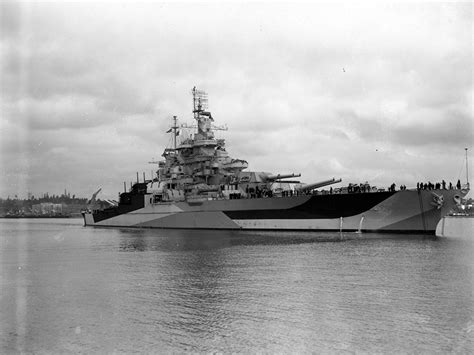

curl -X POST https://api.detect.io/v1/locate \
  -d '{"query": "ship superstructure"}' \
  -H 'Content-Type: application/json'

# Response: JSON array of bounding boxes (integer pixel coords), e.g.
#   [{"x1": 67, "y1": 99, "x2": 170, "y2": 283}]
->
[
  {"x1": 156, "y1": 87, "x2": 248, "y2": 200},
  {"x1": 147, "y1": 87, "x2": 307, "y2": 203},
  {"x1": 82, "y1": 88, "x2": 469, "y2": 233}
]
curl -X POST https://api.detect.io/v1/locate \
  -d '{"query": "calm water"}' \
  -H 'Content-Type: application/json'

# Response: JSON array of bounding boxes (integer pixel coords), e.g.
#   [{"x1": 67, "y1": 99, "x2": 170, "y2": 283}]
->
[{"x1": 0, "y1": 219, "x2": 472, "y2": 353}]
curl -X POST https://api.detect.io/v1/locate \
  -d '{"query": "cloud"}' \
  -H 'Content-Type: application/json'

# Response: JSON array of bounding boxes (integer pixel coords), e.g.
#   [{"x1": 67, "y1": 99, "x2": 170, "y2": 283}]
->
[
  {"x1": 0, "y1": 2, "x2": 22, "y2": 40},
  {"x1": 393, "y1": 109, "x2": 473, "y2": 147},
  {"x1": 0, "y1": 1, "x2": 472, "y2": 198}
]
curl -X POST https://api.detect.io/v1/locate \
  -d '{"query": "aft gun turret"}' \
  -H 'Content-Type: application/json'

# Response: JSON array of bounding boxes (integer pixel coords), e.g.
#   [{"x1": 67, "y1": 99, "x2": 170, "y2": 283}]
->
[{"x1": 295, "y1": 178, "x2": 342, "y2": 191}]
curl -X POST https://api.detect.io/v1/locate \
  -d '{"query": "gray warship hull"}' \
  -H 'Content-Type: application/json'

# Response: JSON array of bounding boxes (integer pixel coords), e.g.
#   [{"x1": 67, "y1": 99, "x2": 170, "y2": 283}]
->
[
  {"x1": 83, "y1": 87, "x2": 469, "y2": 234},
  {"x1": 82, "y1": 188, "x2": 465, "y2": 233}
]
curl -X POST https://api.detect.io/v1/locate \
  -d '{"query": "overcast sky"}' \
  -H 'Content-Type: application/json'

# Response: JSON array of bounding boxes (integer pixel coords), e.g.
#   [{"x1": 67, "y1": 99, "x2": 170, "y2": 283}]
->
[{"x1": 1, "y1": 1, "x2": 472, "y2": 199}]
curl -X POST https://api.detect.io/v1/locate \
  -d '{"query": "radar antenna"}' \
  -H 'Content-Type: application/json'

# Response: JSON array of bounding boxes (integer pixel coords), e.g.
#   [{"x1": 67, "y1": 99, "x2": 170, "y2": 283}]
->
[
  {"x1": 180, "y1": 123, "x2": 228, "y2": 131},
  {"x1": 192, "y1": 86, "x2": 209, "y2": 118},
  {"x1": 191, "y1": 86, "x2": 219, "y2": 139}
]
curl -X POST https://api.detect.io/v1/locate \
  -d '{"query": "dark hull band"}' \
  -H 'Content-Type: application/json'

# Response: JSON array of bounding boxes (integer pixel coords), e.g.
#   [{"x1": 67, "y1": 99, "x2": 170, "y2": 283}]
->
[
  {"x1": 93, "y1": 194, "x2": 144, "y2": 223},
  {"x1": 223, "y1": 192, "x2": 396, "y2": 219}
]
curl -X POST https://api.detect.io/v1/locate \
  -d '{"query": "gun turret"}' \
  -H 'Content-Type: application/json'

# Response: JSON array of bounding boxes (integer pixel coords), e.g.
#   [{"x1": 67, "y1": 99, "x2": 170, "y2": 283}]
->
[
  {"x1": 264, "y1": 173, "x2": 301, "y2": 181},
  {"x1": 295, "y1": 178, "x2": 342, "y2": 191}
]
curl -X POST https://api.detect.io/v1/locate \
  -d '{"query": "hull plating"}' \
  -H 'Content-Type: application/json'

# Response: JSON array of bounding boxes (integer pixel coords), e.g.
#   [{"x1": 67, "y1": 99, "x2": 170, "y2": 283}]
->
[{"x1": 83, "y1": 189, "x2": 465, "y2": 233}]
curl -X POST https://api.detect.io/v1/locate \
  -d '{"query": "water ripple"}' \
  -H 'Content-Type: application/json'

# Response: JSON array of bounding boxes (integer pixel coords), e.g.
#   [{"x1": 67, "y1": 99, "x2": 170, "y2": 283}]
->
[{"x1": 0, "y1": 219, "x2": 472, "y2": 353}]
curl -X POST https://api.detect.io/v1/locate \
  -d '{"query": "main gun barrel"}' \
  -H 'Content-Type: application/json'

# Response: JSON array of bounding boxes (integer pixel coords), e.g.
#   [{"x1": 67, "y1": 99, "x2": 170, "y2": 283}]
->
[
  {"x1": 265, "y1": 173, "x2": 302, "y2": 181},
  {"x1": 295, "y1": 178, "x2": 342, "y2": 191}
]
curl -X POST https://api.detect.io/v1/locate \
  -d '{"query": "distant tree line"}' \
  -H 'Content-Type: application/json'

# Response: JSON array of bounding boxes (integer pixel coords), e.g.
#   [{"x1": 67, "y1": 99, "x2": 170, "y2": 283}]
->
[{"x1": 0, "y1": 194, "x2": 89, "y2": 216}]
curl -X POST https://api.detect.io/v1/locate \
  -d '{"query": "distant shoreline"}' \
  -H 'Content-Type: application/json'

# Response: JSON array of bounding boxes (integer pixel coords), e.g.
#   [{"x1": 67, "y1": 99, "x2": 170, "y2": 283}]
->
[{"x1": 0, "y1": 215, "x2": 82, "y2": 219}]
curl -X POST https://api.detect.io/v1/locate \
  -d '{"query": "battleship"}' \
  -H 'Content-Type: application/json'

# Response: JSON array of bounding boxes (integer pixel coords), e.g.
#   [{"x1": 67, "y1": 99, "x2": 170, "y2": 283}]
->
[{"x1": 83, "y1": 88, "x2": 469, "y2": 233}]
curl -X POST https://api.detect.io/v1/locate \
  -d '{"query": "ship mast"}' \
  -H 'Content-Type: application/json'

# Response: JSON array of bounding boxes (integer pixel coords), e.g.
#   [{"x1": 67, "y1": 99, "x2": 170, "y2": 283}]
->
[
  {"x1": 172, "y1": 115, "x2": 178, "y2": 152},
  {"x1": 165, "y1": 115, "x2": 179, "y2": 153},
  {"x1": 466, "y1": 147, "x2": 469, "y2": 188}
]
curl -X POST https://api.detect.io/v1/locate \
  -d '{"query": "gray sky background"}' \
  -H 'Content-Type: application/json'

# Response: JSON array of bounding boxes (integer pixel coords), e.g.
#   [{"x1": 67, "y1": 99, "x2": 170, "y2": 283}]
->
[{"x1": 1, "y1": 1, "x2": 472, "y2": 199}]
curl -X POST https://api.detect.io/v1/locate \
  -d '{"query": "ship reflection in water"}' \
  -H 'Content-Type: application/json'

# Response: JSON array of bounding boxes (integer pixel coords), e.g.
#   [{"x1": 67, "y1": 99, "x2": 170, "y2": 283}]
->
[{"x1": 1, "y1": 219, "x2": 472, "y2": 353}]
